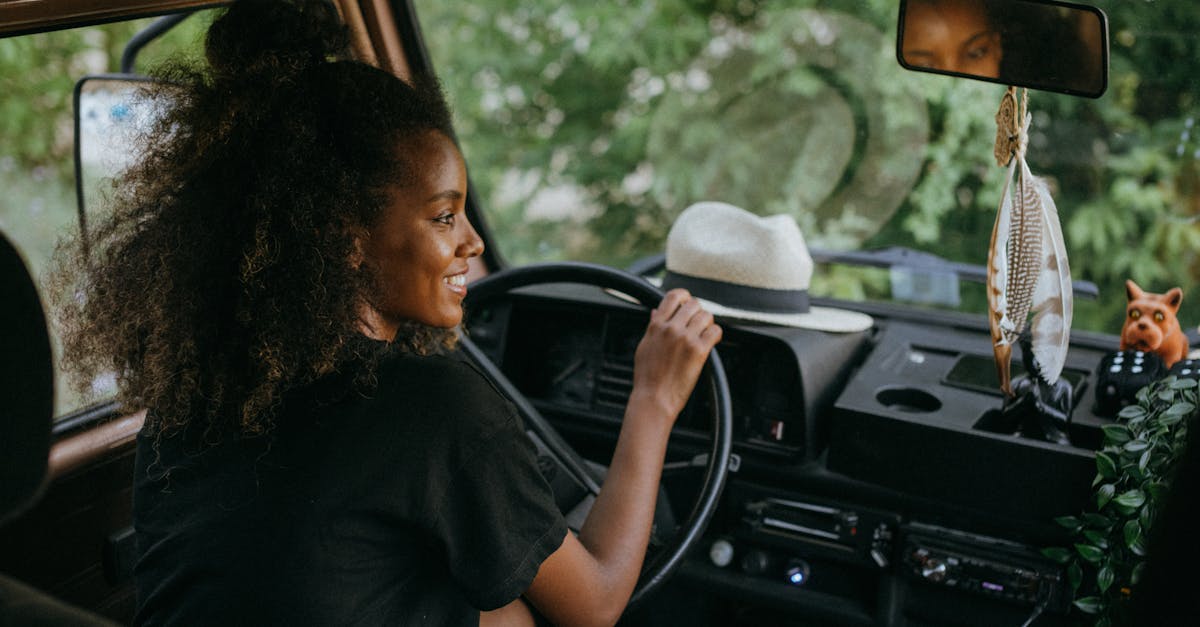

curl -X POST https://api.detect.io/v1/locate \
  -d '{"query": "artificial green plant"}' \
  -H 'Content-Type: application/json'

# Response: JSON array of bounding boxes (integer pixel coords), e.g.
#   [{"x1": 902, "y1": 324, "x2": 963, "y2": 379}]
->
[{"x1": 1044, "y1": 376, "x2": 1196, "y2": 626}]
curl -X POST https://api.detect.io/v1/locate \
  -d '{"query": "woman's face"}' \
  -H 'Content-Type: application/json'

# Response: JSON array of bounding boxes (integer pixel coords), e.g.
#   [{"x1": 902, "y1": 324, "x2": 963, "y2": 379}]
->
[
  {"x1": 902, "y1": 0, "x2": 1002, "y2": 78},
  {"x1": 361, "y1": 130, "x2": 482, "y2": 337}
]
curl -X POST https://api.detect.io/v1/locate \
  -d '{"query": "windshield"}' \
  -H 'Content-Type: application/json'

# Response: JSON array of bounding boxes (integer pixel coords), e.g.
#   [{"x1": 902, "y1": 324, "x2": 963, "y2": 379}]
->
[{"x1": 412, "y1": 0, "x2": 1200, "y2": 334}]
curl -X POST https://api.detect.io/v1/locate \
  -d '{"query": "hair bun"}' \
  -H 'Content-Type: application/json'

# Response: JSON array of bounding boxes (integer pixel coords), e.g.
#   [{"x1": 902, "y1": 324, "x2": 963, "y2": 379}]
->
[{"x1": 205, "y1": 0, "x2": 348, "y2": 80}]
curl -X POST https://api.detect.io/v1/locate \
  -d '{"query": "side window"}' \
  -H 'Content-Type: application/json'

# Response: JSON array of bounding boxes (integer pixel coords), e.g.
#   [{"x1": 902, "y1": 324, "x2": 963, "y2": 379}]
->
[{"x1": 0, "y1": 12, "x2": 213, "y2": 418}]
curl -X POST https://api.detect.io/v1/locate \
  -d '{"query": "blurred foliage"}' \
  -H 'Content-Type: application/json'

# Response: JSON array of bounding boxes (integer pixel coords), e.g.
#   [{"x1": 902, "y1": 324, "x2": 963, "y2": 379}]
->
[
  {"x1": 1, "y1": 1, "x2": 1198, "y2": 342},
  {"x1": 0, "y1": 13, "x2": 210, "y2": 183},
  {"x1": 415, "y1": 0, "x2": 1200, "y2": 335}
]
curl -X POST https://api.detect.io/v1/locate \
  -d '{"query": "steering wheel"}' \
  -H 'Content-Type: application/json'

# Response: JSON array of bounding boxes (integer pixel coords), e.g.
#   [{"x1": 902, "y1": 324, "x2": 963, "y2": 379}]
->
[{"x1": 460, "y1": 261, "x2": 733, "y2": 611}]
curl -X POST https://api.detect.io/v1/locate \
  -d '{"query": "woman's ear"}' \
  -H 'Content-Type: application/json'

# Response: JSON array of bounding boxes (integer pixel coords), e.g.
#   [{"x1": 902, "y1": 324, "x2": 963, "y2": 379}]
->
[{"x1": 347, "y1": 227, "x2": 368, "y2": 270}]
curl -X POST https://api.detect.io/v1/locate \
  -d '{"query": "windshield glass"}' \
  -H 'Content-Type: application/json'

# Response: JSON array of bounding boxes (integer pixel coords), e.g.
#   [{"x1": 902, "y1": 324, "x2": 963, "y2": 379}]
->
[{"x1": 413, "y1": 0, "x2": 1199, "y2": 334}]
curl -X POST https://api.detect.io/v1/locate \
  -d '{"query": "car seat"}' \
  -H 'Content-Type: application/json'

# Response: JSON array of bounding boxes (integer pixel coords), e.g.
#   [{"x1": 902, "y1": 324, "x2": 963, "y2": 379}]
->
[{"x1": 0, "y1": 231, "x2": 119, "y2": 626}]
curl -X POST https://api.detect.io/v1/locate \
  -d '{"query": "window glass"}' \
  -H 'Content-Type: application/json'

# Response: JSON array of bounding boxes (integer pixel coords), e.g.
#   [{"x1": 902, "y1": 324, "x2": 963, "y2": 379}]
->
[
  {"x1": 413, "y1": 0, "x2": 1200, "y2": 335},
  {"x1": 0, "y1": 12, "x2": 213, "y2": 418}
]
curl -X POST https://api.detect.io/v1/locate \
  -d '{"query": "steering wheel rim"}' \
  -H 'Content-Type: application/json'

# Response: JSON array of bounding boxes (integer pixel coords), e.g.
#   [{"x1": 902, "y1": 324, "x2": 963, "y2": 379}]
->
[{"x1": 462, "y1": 261, "x2": 733, "y2": 611}]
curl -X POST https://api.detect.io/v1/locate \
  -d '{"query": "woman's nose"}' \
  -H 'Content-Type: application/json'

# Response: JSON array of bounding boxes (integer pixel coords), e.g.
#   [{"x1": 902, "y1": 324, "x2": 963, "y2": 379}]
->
[{"x1": 458, "y1": 216, "x2": 484, "y2": 258}]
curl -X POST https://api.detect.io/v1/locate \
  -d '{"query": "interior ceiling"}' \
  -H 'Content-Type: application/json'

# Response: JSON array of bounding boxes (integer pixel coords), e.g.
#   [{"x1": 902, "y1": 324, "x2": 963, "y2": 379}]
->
[
  {"x1": 0, "y1": 0, "x2": 229, "y2": 38},
  {"x1": 0, "y1": 0, "x2": 408, "y2": 79}
]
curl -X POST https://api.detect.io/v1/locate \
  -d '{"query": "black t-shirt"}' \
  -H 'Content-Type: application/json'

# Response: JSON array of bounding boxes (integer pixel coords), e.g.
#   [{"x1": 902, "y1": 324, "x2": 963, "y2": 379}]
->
[{"x1": 132, "y1": 347, "x2": 568, "y2": 626}]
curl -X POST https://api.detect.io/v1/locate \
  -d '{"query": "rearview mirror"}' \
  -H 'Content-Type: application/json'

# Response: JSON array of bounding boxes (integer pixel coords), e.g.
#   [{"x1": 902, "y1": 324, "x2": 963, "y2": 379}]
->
[{"x1": 897, "y1": 0, "x2": 1108, "y2": 98}]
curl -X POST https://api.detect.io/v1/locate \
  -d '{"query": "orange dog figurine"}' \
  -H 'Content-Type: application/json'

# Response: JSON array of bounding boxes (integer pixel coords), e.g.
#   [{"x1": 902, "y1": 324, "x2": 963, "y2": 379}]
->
[{"x1": 1120, "y1": 280, "x2": 1188, "y2": 368}]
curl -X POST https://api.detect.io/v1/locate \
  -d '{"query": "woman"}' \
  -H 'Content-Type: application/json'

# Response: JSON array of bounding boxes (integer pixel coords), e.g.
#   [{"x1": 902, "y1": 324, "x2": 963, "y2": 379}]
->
[
  {"x1": 53, "y1": 1, "x2": 720, "y2": 625},
  {"x1": 901, "y1": 0, "x2": 1003, "y2": 79}
]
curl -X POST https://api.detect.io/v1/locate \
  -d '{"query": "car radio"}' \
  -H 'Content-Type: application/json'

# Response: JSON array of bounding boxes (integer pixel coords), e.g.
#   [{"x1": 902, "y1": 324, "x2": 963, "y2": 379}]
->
[
  {"x1": 900, "y1": 522, "x2": 1069, "y2": 612},
  {"x1": 729, "y1": 486, "x2": 900, "y2": 572}
]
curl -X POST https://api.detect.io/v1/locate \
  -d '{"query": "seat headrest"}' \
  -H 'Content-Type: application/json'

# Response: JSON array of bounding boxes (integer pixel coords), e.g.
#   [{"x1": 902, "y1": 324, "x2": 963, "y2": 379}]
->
[{"x1": 0, "y1": 232, "x2": 53, "y2": 523}]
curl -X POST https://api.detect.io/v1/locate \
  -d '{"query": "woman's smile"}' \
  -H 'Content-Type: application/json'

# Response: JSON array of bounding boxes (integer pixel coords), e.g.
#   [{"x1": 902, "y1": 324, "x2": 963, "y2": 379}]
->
[{"x1": 443, "y1": 270, "x2": 468, "y2": 296}]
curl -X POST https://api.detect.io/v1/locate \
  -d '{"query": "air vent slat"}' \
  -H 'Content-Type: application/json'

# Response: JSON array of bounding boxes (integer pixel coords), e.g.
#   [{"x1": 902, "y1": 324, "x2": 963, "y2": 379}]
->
[{"x1": 593, "y1": 357, "x2": 634, "y2": 412}]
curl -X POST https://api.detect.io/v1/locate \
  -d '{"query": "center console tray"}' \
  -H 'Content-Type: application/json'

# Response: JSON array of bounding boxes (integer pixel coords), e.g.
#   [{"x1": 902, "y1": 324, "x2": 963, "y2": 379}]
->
[{"x1": 827, "y1": 320, "x2": 1107, "y2": 523}]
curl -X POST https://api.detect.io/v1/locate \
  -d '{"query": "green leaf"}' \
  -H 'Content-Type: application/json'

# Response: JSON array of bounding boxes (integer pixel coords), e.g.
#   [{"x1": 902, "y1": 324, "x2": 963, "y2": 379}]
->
[
  {"x1": 1102, "y1": 424, "x2": 1132, "y2": 445},
  {"x1": 1169, "y1": 378, "x2": 1198, "y2": 390},
  {"x1": 1140, "y1": 505, "x2": 1155, "y2": 530},
  {"x1": 1124, "y1": 439, "x2": 1150, "y2": 453},
  {"x1": 1084, "y1": 513, "x2": 1113, "y2": 527},
  {"x1": 1147, "y1": 482, "x2": 1169, "y2": 501},
  {"x1": 1068, "y1": 561, "x2": 1082, "y2": 592},
  {"x1": 1074, "y1": 596, "x2": 1103, "y2": 614},
  {"x1": 1098, "y1": 565, "x2": 1115, "y2": 593},
  {"x1": 1114, "y1": 489, "x2": 1147, "y2": 510},
  {"x1": 1118, "y1": 405, "x2": 1147, "y2": 419},
  {"x1": 1097, "y1": 483, "x2": 1116, "y2": 510},
  {"x1": 1136, "y1": 386, "x2": 1152, "y2": 405},
  {"x1": 1075, "y1": 543, "x2": 1104, "y2": 563},
  {"x1": 1042, "y1": 547, "x2": 1072, "y2": 563},
  {"x1": 1138, "y1": 448, "x2": 1152, "y2": 471},
  {"x1": 1130, "y1": 535, "x2": 1148, "y2": 557},
  {"x1": 1096, "y1": 452, "x2": 1119, "y2": 479},
  {"x1": 1166, "y1": 401, "x2": 1195, "y2": 415},
  {"x1": 1159, "y1": 413, "x2": 1183, "y2": 428},
  {"x1": 1132, "y1": 561, "x2": 1146, "y2": 585},
  {"x1": 1083, "y1": 529, "x2": 1110, "y2": 549},
  {"x1": 1159, "y1": 389, "x2": 1177, "y2": 402},
  {"x1": 1163, "y1": 401, "x2": 1196, "y2": 417},
  {"x1": 1124, "y1": 520, "x2": 1142, "y2": 550},
  {"x1": 1054, "y1": 515, "x2": 1081, "y2": 530}
]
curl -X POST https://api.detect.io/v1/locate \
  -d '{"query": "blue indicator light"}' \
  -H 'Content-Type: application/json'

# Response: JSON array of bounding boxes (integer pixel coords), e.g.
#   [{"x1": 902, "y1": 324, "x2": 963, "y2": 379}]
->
[{"x1": 785, "y1": 559, "x2": 811, "y2": 586}]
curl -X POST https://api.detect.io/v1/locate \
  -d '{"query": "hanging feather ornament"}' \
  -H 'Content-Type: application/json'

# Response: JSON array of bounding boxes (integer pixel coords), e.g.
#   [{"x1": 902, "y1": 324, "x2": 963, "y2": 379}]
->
[{"x1": 987, "y1": 87, "x2": 1073, "y2": 396}]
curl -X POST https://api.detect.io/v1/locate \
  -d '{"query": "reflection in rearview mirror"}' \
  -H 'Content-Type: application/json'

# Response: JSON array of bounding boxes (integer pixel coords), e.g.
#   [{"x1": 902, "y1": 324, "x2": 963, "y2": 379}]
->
[
  {"x1": 897, "y1": 0, "x2": 1107, "y2": 98},
  {"x1": 73, "y1": 75, "x2": 159, "y2": 240}
]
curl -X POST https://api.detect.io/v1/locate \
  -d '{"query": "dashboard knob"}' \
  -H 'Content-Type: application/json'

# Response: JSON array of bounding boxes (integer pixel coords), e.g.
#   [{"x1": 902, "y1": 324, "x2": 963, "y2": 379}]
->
[
  {"x1": 741, "y1": 549, "x2": 771, "y2": 576},
  {"x1": 921, "y1": 558, "x2": 948, "y2": 582},
  {"x1": 709, "y1": 538, "x2": 735, "y2": 568},
  {"x1": 870, "y1": 548, "x2": 889, "y2": 568}
]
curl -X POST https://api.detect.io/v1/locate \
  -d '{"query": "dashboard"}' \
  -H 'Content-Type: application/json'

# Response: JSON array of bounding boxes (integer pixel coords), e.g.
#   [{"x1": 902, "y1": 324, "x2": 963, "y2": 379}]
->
[{"x1": 466, "y1": 283, "x2": 1114, "y2": 627}]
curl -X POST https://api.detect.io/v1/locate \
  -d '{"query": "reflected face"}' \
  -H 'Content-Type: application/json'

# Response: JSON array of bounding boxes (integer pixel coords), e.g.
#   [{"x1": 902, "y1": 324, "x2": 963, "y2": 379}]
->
[
  {"x1": 902, "y1": 0, "x2": 1002, "y2": 78},
  {"x1": 362, "y1": 130, "x2": 483, "y2": 336}
]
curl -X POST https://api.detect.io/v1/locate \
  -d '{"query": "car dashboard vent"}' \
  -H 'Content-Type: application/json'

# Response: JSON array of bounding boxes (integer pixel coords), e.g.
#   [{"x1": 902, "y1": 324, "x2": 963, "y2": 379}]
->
[{"x1": 594, "y1": 358, "x2": 634, "y2": 412}]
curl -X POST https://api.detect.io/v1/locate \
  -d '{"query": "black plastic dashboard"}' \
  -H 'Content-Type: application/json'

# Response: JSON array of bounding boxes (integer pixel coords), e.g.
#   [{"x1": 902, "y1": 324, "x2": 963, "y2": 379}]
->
[{"x1": 465, "y1": 282, "x2": 1115, "y2": 626}]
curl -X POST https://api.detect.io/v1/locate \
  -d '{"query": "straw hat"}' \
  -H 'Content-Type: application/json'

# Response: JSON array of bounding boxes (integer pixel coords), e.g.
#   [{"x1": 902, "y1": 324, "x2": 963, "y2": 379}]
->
[{"x1": 658, "y1": 201, "x2": 873, "y2": 332}]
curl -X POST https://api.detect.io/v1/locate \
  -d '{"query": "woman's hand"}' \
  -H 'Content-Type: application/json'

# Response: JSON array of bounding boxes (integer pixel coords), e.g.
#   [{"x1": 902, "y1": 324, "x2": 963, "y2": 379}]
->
[
  {"x1": 630, "y1": 288, "x2": 723, "y2": 423},
  {"x1": 522, "y1": 288, "x2": 720, "y2": 627}
]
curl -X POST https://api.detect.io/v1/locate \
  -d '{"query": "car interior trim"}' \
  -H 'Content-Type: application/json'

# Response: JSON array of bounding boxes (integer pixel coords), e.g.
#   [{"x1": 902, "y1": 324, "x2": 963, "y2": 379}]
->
[
  {"x1": 47, "y1": 411, "x2": 145, "y2": 482},
  {"x1": 0, "y1": 0, "x2": 225, "y2": 38}
]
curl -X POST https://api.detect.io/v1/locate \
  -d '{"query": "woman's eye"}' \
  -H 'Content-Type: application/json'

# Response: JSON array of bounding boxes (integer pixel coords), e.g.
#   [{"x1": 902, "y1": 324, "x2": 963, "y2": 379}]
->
[
  {"x1": 434, "y1": 213, "x2": 455, "y2": 226},
  {"x1": 965, "y1": 45, "x2": 990, "y2": 61}
]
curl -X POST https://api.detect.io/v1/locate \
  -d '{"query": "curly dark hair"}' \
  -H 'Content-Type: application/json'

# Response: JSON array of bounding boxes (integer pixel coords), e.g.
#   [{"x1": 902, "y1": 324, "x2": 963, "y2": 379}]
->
[{"x1": 53, "y1": 0, "x2": 458, "y2": 438}]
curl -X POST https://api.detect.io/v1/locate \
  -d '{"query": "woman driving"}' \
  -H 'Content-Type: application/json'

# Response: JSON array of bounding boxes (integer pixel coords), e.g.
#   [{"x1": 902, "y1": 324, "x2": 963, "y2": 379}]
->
[{"x1": 52, "y1": 0, "x2": 721, "y2": 625}]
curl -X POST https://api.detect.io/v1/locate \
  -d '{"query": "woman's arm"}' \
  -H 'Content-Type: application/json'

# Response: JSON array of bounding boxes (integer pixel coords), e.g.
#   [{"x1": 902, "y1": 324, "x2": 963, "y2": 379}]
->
[
  {"x1": 515, "y1": 289, "x2": 722, "y2": 627},
  {"x1": 480, "y1": 598, "x2": 536, "y2": 627}
]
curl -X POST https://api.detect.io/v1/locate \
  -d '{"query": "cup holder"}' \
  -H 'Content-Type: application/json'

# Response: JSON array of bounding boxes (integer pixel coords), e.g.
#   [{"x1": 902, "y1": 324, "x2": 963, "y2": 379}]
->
[
  {"x1": 875, "y1": 386, "x2": 942, "y2": 413},
  {"x1": 974, "y1": 408, "x2": 1019, "y2": 434}
]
